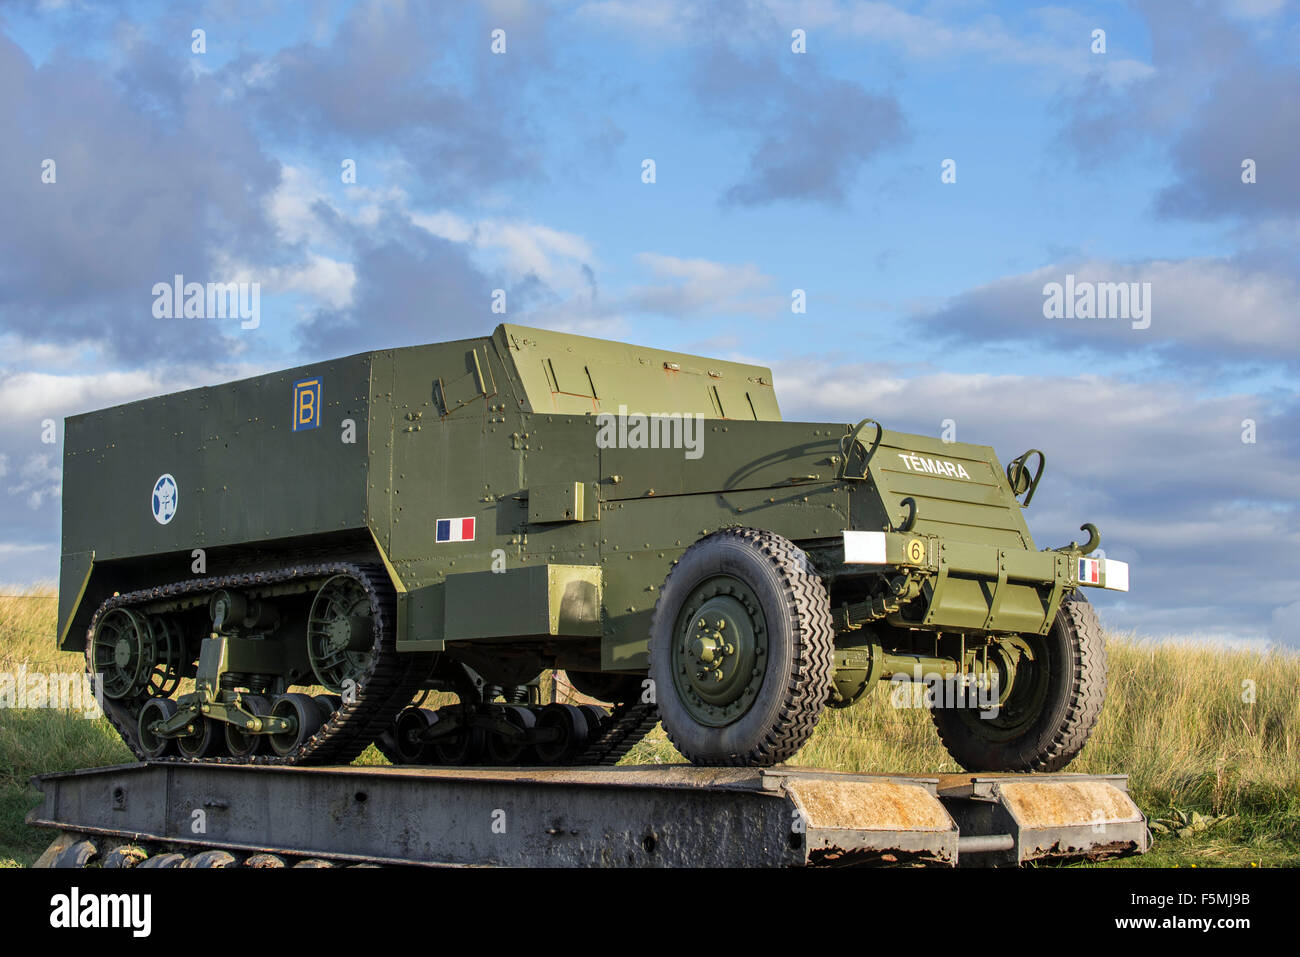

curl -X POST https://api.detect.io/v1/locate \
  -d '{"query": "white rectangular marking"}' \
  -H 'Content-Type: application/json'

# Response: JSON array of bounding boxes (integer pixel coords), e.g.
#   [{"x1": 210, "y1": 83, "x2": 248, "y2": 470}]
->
[
  {"x1": 843, "y1": 530, "x2": 887, "y2": 565},
  {"x1": 1102, "y1": 559, "x2": 1129, "y2": 592}
]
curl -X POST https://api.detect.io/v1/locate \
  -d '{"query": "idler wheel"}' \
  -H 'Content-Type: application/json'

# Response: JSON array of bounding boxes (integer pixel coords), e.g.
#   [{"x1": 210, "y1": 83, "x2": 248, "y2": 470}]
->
[
  {"x1": 578, "y1": 704, "x2": 609, "y2": 739},
  {"x1": 306, "y1": 574, "x2": 375, "y2": 694},
  {"x1": 312, "y1": 694, "x2": 344, "y2": 721},
  {"x1": 92, "y1": 608, "x2": 156, "y2": 701}
]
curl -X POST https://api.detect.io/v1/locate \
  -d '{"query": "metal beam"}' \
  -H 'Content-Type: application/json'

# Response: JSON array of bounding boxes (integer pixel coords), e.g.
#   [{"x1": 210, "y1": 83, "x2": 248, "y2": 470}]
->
[{"x1": 27, "y1": 763, "x2": 1147, "y2": 868}]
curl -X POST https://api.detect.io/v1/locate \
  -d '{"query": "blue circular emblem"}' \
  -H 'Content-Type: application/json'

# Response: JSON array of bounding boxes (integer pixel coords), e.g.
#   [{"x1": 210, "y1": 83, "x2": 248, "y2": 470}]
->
[{"x1": 151, "y1": 473, "x2": 178, "y2": 525}]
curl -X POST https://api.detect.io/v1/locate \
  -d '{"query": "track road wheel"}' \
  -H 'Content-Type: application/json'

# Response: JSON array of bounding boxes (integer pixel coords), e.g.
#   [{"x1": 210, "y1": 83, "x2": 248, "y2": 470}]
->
[
  {"x1": 930, "y1": 590, "x2": 1107, "y2": 772},
  {"x1": 389, "y1": 707, "x2": 438, "y2": 765},
  {"x1": 649, "y1": 527, "x2": 835, "y2": 766},
  {"x1": 138, "y1": 697, "x2": 178, "y2": 759},
  {"x1": 430, "y1": 710, "x2": 486, "y2": 765},
  {"x1": 177, "y1": 714, "x2": 227, "y2": 760},
  {"x1": 484, "y1": 705, "x2": 537, "y2": 765},
  {"x1": 312, "y1": 694, "x2": 343, "y2": 721},
  {"x1": 533, "y1": 703, "x2": 589, "y2": 764},
  {"x1": 225, "y1": 694, "x2": 271, "y2": 760},
  {"x1": 269, "y1": 693, "x2": 325, "y2": 758},
  {"x1": 578, "y1": 704, "x2": 609, "y2": 738}
]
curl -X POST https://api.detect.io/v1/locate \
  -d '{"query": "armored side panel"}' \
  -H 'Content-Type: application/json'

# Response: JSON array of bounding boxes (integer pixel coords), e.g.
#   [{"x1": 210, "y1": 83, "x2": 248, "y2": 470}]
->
[
  {"x1": 374, "y1": 327, "x2": 787, "y2": 664},
  {"x1": 58, "y1": 355, "x2": 375, "y2": 648}
]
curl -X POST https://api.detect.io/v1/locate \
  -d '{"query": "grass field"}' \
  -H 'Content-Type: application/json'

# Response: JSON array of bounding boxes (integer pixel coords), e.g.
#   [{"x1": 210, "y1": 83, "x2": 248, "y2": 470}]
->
[{"x1": 3, "y1": 586, "x2": 1297, "y2": 867}]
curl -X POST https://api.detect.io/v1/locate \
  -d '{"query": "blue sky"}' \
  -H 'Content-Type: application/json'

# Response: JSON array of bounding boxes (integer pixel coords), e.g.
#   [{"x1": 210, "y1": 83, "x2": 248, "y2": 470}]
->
[{"x1": 1, "y1": 0, "x2": 1297, "y2": 647}]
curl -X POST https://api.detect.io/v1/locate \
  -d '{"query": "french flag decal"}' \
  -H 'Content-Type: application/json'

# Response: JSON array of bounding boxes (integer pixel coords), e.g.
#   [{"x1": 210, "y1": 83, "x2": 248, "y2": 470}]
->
[
  {"x1": 1078, "y1": 558, "x2": 1101, "y2": 585},
  {"x1": 436, "y1": 517, "x2": 476, "y2": 543}
]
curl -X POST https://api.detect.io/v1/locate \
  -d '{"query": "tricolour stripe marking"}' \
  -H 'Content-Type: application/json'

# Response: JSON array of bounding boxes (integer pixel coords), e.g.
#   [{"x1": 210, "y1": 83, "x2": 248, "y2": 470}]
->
[{"x1": 436, "y1": 517, "x2": 476, "y2": 543}]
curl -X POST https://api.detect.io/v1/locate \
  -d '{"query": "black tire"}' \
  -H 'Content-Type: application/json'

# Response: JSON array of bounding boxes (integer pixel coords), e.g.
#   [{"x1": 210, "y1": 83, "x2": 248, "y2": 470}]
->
[
  {"x1": 484, "y1": 705, "x2": 537, "y2": 765},
  {"x1": 930, "y1": 590, "x2": 1107, "y2": 772},
  {"x1": 312, "y1": 694, "x2": 343, "y2": 721},
  {"x1": 532, "y1": 703, "x2": 589, "y2": 764},
  {"x1": 268, "y1": 693, "x2": 325, "y2": 758},
  {"x1": 225, "y1": 694, "x2": 270, "y2": 760},
  {"x1": 137, "y1": 698, "x2": 178, "y2": 759},
  {"x1": 430, "y1": 710, "x2": 487, "y2": 765},
  {"x1": 649, "y1": 527, "x2": 834, "y2": 766},
  {"x1": 388, "y1": 706, "x2": 438, "y2": 764},
  {"x1": 177, "y1": 715, "x2": 227, "y2": 760}
]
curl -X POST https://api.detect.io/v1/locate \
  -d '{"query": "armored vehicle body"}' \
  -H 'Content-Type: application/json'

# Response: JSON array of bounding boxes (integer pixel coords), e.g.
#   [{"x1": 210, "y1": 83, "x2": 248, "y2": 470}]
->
[{"x1": 59, "y1": 324, "x2": 1128, "y2": 770}]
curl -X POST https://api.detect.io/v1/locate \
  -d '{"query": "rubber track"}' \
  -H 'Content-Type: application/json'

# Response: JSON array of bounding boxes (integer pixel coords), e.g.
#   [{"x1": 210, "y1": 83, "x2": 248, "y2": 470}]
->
[
  {"x1": 656, "y1": 527, "x2": 835, "y2": 766},
  {"x1": 85, "y1": 562, "x2": 432, "y2": 767},
  {"x1": 573, "y1": 700, "x2": 660, "y2": 766}
]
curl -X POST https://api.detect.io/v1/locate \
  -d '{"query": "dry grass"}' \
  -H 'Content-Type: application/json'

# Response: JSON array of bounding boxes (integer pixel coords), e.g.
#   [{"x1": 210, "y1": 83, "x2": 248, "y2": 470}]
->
[
  {"x1": 627, "y1": 639, "x2": 1300, "y2": 807},
  {"x1": 3, "y1": 585, "x2": 1297, "y2": 866}
]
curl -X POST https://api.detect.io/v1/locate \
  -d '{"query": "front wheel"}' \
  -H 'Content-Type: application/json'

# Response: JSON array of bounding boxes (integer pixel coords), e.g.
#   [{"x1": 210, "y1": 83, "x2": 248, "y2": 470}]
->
[
  {"x1": 930, "y1": 591, "x2": 1107, "y2": 772},
  {"x1": 649, "y1": 527, "x2": 834, "y2": 766}
]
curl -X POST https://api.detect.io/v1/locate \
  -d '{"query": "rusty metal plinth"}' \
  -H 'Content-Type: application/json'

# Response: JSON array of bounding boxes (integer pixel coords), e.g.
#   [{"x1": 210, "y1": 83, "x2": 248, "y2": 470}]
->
[
  {"x1": 27, "y1": 763, "x2": 1147, "y2": 867},
  {"x1": 937, "y1": 773, "x2": 1151, "y2": 866}
]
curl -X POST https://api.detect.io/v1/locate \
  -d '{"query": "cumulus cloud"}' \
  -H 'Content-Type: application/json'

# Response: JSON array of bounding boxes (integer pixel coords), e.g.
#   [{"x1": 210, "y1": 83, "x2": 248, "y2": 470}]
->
[
  {"x1": 297, "y1": 216, "x2": 495, "y2": 358},
  {"x1": 0, "y1": 30, "x2": 283, "y2": 363},
  {"x1": 232, "y1": 0, "x2": 553, "y2": 203},
  {"x1": 773, "y1": 358, "x2": 1300, "y2": 643},
  {"x1": 625, "y1": 253, "x2": 783, "y2": 317},
  {"x1": 1059, "y1": 1, "x2": 1300, "y2": 224},
  {"x1": 0, "y1": 360, "x2": 270, "y2": 586},
  {"x1": 584, "y1": 0, "x2": 1153, "y2": 84},
  {"x1": 910, "y1": 257, "x2": 1300, "y2": 365},
  {"x1": 690, "y1": 38, "x2": 907, "y2": 206}
]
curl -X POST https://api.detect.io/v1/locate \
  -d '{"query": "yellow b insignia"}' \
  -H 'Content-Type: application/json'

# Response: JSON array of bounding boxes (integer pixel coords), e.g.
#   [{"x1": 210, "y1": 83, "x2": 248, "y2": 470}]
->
[
  {"x1": 906, "y1": 538, "x2": 926, "y2": 564},
  {"x1": 293, "y1": 378, "x2": 322, "y2": 432}
]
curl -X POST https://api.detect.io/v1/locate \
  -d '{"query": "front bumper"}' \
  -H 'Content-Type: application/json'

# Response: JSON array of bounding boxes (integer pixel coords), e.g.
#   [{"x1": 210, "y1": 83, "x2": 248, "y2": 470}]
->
[{"x1": 840, "y1": 530, "x2": 1128, "y2": 635}]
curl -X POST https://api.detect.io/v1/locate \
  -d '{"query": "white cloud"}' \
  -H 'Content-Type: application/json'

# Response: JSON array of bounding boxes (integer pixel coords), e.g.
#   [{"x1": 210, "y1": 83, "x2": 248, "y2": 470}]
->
[
  {"x1": 0, "y1": 369, "x2": 169, "y2": 421},
  {"x1": 279, "y1": 254, "x2": 357, "y2": 309},
  {"x1": 772, "y1": 358, "x2": 1299, "y2": 644},
  {"x1": 917, "y1": 257, "x2": 1300, "y2": 359},
  {"x1": 577, "y1": 0, "x2": 695, "y2": 39},
  {"x1": 6, "y1": 452, "x2": 60, "y2": 511},
  {"x1": 1269, "y1": 599, "x2": 1300, "y2": 649},
  {"x1": 411, "y1": 210, "x2": 596, "y2": 287},
  {"x1": 581, "y1": 0, "x2": 1154, "y2": 85},
  {"x1": 627, "y1": 253, "x2": 782, "y2": 316}
]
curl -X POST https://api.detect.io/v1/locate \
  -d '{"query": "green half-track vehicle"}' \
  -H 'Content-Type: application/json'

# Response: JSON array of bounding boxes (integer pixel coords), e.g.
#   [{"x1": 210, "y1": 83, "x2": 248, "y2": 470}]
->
[{"x1": 58, "y1": 324, "x2": 1128, "y2": 770}]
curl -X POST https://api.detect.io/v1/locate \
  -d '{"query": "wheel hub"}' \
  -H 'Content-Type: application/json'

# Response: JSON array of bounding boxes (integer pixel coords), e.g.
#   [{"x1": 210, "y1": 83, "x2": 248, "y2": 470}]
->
[
  {"x1": 950, "y1": 634, "x2": 1046, "y2": 741},
  {"x1": 672, "y1": 581, "x2": 767, "y2": 727}
]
